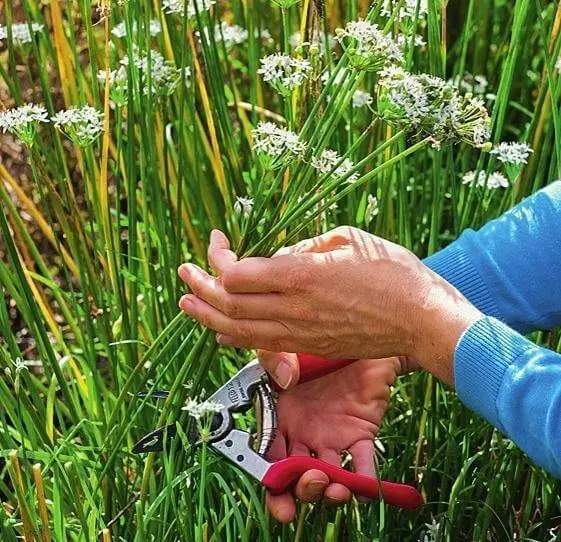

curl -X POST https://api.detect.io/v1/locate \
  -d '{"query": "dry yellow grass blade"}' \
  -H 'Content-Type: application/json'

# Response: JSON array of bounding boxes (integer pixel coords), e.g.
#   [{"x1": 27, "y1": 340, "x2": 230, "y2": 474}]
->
[
  {"x1": 48, "y1": 0, "x2": 78, "y2": 105},
  {"x1": 33, "y1": 464, "x2": 52, "y2": 542},
  {"x1": 8, "y1": 451, "x2": 36, "y2": 542},
  {"x1": 0, "y1": 165, "x2": 79, "y2": 278}
]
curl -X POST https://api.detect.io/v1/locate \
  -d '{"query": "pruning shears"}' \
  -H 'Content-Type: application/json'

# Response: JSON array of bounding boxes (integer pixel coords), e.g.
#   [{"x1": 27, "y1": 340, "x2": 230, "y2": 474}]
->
[{"x1": 133, "y1": 354, "x2": 423, "y2": 509}]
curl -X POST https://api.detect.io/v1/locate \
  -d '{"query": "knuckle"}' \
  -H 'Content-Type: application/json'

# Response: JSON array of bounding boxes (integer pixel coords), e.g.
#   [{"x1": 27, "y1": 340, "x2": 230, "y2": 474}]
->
[
  {"x1": 220, "y1": 268, "x2": 237, "y2": 292},
  {"x1": 238, "y1": 322, "x2": 256, "y2": 343},
  {"x1": 222, "y1": 296, "x2": 240, "y2": 318},
  {"x1": 332, "y1": 225, "x2": 354, "y2": 239},
  {"x1": 266, "y1": 340, "x2": 286, "y2": 353},
  {"x1": 285, "y1": 265, "x2": 313, "y2": 291}
]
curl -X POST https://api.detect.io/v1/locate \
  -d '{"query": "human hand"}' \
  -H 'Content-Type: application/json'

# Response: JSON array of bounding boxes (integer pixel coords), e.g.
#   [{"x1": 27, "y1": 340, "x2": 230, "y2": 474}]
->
[
  {"x1": 259, "y1": 353, "x2": 402, "y2": 523},
  {"x1": 178, "y1": 228, "x2": 481, "y2": 385}
]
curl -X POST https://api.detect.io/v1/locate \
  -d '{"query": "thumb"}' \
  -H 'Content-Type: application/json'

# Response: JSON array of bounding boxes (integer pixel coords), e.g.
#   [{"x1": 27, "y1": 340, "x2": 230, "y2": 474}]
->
[
  {"x1": 257, "y1": 350, "x2": 300, "y2": 389},
  {"x1": 208, "y1": 229, "x2": 238, "y2": 275}
]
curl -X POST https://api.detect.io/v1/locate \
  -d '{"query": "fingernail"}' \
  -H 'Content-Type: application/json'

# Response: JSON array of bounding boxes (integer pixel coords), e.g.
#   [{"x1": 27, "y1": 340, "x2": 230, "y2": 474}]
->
[
  {"x1": 179, "y1": 295, "x2": 192, "y2": 310},
  {"x1": 210, "y1": 230, "x2": 220, "y2": 246},
  {"x1": 274, "y1": 360, "x2": 293, "y2": 389},
  {"x1": 178, "y1": 264, "x2": 192, "y2": 279},
  {"x1": 216, "y1": 334, "x2": 232, "y2": 346}
]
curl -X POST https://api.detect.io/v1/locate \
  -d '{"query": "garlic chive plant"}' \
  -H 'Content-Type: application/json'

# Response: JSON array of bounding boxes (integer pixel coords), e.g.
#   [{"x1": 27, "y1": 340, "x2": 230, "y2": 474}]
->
[
  {"x1": 51, "y1": 106, "x2": 104, "y2": 147},
  {"x1": 0, "y1": 104, "x2": 48, "y2": 146},
  {"x1": 257, "y1": 53, "x2": 312, "y2": 97},
  {"x1": 335, "y1": 20, "x2": 404, "y2": 71}
]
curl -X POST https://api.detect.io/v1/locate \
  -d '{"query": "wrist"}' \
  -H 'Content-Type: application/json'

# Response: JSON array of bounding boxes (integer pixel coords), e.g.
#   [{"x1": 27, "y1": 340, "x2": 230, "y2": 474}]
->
[{"x1": 412, "y1": 273, "x2": 483, "y2": 386}]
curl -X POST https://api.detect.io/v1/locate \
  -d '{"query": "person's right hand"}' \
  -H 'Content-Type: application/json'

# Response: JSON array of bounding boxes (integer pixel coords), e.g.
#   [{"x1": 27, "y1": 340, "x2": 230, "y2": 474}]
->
[{"x1": 259, "y1": 351, "x2": 416, "y2": 523}]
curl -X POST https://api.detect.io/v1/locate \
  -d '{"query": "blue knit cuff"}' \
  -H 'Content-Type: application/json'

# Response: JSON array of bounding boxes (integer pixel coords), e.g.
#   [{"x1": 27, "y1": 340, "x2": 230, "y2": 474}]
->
[
  {"x1": 454, "y1": 317, "x2": 532, "y2": 430},
  {"x1": 424, "y1": 244, "x2": 501, "y2": 319}
]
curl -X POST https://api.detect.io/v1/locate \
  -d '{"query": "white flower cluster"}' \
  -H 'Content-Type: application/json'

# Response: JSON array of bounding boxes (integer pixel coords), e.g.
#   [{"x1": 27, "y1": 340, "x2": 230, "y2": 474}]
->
[
  {"x1": 200, "y1": 22, "x2": 248, "y2": 48},
  {"x1": 450, "y1": 73, "x2": 489, "y2": 96},
  {"x1": 352, "y1": 89, "x2": 373, "y2": 108},
  {"x1": 162, "y1": 0, "x2": 215, "y2": 17},
  {"x1": 0, "y1": 22, "x2": 44, "y2": 45},
  {"x1": 97, "y1": 66, "x2": 128, "y2": 105},
  {"x1": 121, "y1": 49, "x2": 185, "y2": 96},
  {"x1": 98, "y1": 66, "x2": 128, "y2": 86},
  {"x1": 311, "y1": 149, "x2": 359, "y2": 183},
  {"x1": 335, "y1": 19, "x2": 403, "y2": 71},
  {"x1": 234, "y1": 196, "x2": 254, "y2": 217},
  {"x1": 257, "y1": 53, "x2": 312, "y2": 97},
  {"x1": 51, "y1": 106, "x2": 104, "y2": 147},
  {"x1": 381, "y1": 0, "x2": 428, "y2": 19},
  {"x1": 111, "y1": 19, "x2": 162, "y2": 38},
  {"x1": 490, "y1": 142, "x2": 533, "y2": 165},
  {"x1": 556, "y1": 56, "x2": 561, "y2": 72},
  {"x1": 0, "y1": 104, "x2": 48, "y2": 145},
  {"x1": 252, "y1": 122, "x2": 306, "y2": 167},
  {"x1": 396, "y1": 32, "x2": 426, "y2": 49},
  {"x1": 182, "y1": 397, "x2": 222, "y2": 420},
  {"x1": 377, "y1": 66, "x2": 491, "y2": 147},
  {"x1": 462, "y1": 170, "x2": 509, "y2": 189}
]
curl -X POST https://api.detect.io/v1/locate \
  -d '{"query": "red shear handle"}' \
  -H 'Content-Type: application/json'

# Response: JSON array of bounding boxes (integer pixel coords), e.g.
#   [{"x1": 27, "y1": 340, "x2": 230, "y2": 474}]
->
[
  {"x1": 262, "y1": 456, "x2": 422, "y2": 509},
  {"x1": 296, "y1": 353, "x2": 356, "y2": 384}
]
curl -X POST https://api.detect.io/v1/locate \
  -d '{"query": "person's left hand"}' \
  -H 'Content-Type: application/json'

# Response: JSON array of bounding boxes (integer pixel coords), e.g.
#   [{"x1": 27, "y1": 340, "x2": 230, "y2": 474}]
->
[
  {"x1": 178, "y1": 228, "x2": 480, "y2": 386},
  {"x1": 259, "y1": 352, "x2": 401, "y2": 523}
]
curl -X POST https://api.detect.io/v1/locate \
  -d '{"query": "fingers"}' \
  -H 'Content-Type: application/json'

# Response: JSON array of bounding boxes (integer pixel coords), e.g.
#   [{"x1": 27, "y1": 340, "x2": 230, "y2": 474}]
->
[
  {"x1": 178, "y1": 263, "x2": 286, "y2": 320},
  {"x1": 178, "y1": 294, "x2": 292, "y2": 351},
  {"x1": 274, "y1": 227, "x2": 353, "y2": 256},
  {"x1": 257, "y1": 350, "x2": 300, "y2": 389},
  {"x1": 348, "y1": 440, "x2": 376, "y2": 476},
  {"x1": 265, "y1": 431, "x2": 297, "y2": 523},
  {"x1": 208, "y1": 230, "x2": 238, "y2": 275},
  {"x1": 316, "y1": 449, "x2": 351, "y2": 505},
  {"x1": 219, "y1": 253, "x2": 314, "y2": 294},
  {"x1": 266, "y1": 492, "x2": 296, "y2": 524},
  {"x1": 293, "y1": 469, "x2": 330, "y2": 502},
  {"x1": 349, "y1": 440, "x2": 376, "y2": 504}
]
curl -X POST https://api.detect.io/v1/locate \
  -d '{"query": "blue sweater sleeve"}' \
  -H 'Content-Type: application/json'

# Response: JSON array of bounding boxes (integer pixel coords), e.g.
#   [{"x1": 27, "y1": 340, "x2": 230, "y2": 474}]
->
[
  {"x1": 424, "y1": 181, "x2": 561, "y2": 332},
  {"x1": 454, "y1": 317, "x2": 561, "y2": 478},
  {"x1": 422, "y1": 181, "x2": 561, "y2": 477}
]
